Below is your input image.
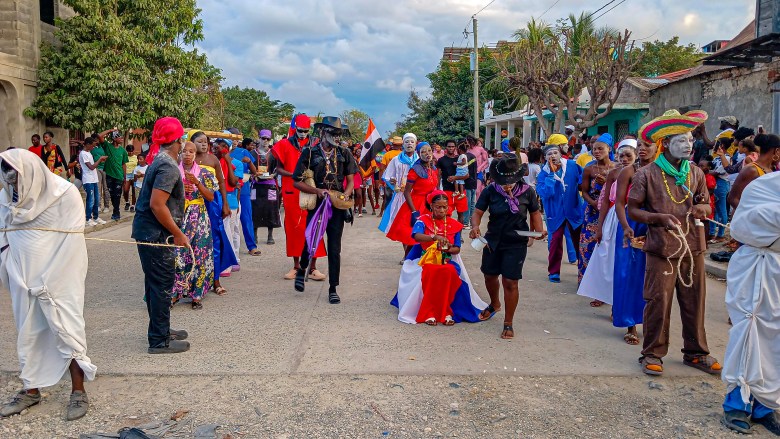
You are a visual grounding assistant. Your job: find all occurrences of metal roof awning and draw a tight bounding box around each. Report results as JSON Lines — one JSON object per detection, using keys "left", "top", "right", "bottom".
{"left": 702, "top": 33, "right": 780, "bottom": 67}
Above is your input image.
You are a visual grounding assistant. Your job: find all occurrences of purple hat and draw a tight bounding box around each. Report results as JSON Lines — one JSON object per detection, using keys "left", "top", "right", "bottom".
{"left": 259, "top": 129, "right": 272, "bottom": 139}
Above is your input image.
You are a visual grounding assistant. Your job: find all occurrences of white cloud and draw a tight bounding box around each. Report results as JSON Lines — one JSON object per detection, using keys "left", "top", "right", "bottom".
{"left": 197, "top": 0, "right": 756, "bottom": 135}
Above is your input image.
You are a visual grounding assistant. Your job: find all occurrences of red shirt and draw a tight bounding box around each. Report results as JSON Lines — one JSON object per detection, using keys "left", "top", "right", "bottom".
{"left": 28, "top": 145, "right": 43, "bottom": 158}
{"left": 271, "top": 136, "right": 309, "bottom": 193}
{"left": 220, "top": 157, "right": 236, "bottom": 192}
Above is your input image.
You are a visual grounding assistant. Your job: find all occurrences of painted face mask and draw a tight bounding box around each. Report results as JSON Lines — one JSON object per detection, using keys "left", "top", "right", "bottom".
{"left": 667, "top": 133, "right": 693, "bottom": 160}
{"left": 403, "top": 139, "right": 416, "bottom": 153}
{"left": 296, "top": 128, "right": 309, "bottom": 140}
{"left": 321, "top": 129, "right": 341, "bottom": 148}
{"left": 0, "top": 161, "right": 19, "bottom": 199}
{"left": 545, "top": 148, "right": 562, "bottom": 166}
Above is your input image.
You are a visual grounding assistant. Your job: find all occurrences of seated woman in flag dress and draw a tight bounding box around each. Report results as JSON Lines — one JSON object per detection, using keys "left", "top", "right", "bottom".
{"left": 392, "top": 190, "right": 487, "bottom": 325}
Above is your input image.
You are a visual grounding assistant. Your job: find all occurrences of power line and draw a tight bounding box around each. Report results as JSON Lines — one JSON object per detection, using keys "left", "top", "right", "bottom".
{"left": 539, "top": 0, "right": 561, "bottom": 19}
{"left": 592, "top": 0, "right": 627, "bottom": 21}
{"left": 583, "top": 0, "right": 620, "bottom": 21}
{"left": 474, "top": 0, "right": 499, "bottom": 17}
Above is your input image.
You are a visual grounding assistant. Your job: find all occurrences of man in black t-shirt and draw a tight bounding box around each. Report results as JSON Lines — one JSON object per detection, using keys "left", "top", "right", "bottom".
{"left": 437, "top": 139, "right": 469, "bottom": 223}
{"left": 292, "top": 116, "right": 358, "bottom": 304}
{"left": 132, "top": 117, "right": 190, "bottom": 355}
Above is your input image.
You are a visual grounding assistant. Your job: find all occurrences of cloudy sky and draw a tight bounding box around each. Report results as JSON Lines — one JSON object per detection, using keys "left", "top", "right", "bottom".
{"left": 197, "top": 0, "right": 755, "bottom": 135}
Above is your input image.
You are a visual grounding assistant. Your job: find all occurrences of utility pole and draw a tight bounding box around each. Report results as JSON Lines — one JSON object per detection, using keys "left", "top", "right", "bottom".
{"left": 472, "top": 16, "right": 479, "bottom": 137}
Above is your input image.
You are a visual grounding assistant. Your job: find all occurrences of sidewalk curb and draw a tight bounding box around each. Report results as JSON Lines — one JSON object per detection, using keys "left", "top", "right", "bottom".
{"left": 704, "top": 259, "right": 728, "bottom": 280}
{"left": 85, "top": 213, "right": 134, "bottom": 234}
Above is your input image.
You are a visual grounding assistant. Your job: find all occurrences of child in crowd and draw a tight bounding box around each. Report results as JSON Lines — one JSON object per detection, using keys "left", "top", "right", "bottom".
{"left": 132, "top": 154, "right": 148, "bottom": 211}
{"left": 454, "top": 143, "right": 469, "bottom": 199}
{"left": 124, "top": 145, "right": 138, "bottom": 211}
{"left": 699, "top": 157, "right": 717, "bottom": 243}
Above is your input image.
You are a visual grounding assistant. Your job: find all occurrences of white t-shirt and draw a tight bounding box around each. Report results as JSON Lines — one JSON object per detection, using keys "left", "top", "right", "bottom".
{"left": 79, "top": 150, "right": 98, "bottom": 184}
{"left": 525, "top": 163, "right": 542, "bottom": 187}
{"left": 457, "top": 154, "right": 468, "bottom": 169}
{"left": 133, "top": 164, "right": 148, "bottom": 189}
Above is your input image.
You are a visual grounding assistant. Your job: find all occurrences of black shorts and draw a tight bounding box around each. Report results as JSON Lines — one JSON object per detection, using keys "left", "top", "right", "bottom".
{"left": 480, "top": 246, "right": 528, "bottom": 280}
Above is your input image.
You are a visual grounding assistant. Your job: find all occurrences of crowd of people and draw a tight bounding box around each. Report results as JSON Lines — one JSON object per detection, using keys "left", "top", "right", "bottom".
{"left": 1, "top": 109, "right": 779, "bottom": 433}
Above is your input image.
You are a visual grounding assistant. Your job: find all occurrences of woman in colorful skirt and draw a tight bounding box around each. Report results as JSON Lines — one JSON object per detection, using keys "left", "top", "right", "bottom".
{"left": 577, "top": 139, "right": 638, "bottom": 307}
{"left": 392, "top": 191, "right": 487, "bottom": 325}
{"left": 172, "top": 142, "right": 216, "bottom": 310}
{"left": 612, "top": 139, "right": 657, "bottom": 344}
{"left": 578, "top": 134, "right": 616, "bottom": 302}
{"left": 386, "top": 142, "right": 439, "bottom": 253}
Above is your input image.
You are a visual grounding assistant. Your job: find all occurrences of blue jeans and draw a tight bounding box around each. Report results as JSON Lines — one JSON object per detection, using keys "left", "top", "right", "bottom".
{"left": 84, "top": 182, "right": 99, "bottom": 220}
{"left": 710, "top": 179, "right": 730, "bottom": 238}
{"left": 465, "top": 189, "right": 476, "bottom": 225}
{"left": 723, "top": 387, "right": 774, "bottom": 419}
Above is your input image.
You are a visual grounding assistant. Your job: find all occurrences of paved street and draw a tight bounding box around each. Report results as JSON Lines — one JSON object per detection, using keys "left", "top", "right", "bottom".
{"left": 0, "top": 213, "right": 762, "bottom": 437}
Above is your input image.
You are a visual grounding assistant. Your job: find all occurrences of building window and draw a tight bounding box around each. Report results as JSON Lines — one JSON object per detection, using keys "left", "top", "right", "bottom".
{"left": 615, "top": 120, "right": 630, "bottom": 140}
{"left": 40, "top": 0, "right": 55, "bottom": 25}
{"left": 597, "top": 125, "right": 609, "bottom": 135}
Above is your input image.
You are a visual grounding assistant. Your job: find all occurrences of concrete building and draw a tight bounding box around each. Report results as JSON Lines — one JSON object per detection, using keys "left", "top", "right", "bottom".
{"left": 649, "top": 20, "right": 780, "bottom": 133}
{"left": 0, "top": 0, "right": 73, "bottom": 150}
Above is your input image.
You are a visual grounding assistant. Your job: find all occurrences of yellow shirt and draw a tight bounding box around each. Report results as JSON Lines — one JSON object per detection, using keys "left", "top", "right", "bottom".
{"left": 126, "top": 155, "right": 138, "bottom": 175}
{"left": 381, "top": 149, "right": 401, "bottom": 167}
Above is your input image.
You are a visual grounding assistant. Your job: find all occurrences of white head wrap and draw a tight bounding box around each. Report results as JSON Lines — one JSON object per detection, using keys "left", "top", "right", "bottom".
{"left": 402, "top": 133, "right": 417, "bottom": 143}
{"left": 617, "top": 139, "right": 638, "bottom": 150}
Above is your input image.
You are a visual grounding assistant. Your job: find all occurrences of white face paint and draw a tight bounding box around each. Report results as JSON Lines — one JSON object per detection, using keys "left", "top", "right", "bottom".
{"left": 403, "top": 138, "right": 416, "bottom": 153}
{"left": 321, "top": 129, "right": 341, "bottom": 148}
{"left": 0, "top": 162, "right": 19, "bottom": 198}
{"left": 666, "top": 132, "right": 693, "bottom": 160}
{"left": 545, "top": 148, "right": 562, "bottom": 166}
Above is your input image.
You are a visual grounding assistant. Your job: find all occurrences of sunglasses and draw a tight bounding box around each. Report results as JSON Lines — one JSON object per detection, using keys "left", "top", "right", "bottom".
{"left": 260, "top": 137, "right": 271, "bottom": 141}
{"left": 296, "top": 129, "right": 309, "bottom": 134}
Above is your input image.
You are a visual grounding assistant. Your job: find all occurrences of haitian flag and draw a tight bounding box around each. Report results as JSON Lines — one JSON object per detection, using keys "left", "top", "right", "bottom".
{"left": 359, "top": 119, "right": 385, "bottom": 169}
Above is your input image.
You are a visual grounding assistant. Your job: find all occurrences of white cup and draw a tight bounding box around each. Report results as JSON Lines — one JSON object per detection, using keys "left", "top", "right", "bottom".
{"left": 471, "top": 236, "right": 488, "bottom": 252}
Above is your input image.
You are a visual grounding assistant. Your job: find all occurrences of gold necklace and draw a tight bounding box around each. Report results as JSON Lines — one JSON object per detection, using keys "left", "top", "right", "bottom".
{"left": 662, "top": 172, "right": 691, "bottom": 204}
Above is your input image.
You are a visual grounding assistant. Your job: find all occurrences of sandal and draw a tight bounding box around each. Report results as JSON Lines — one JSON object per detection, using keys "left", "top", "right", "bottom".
{"left": 722, "top": 410, "right": 753, "bottom": 434}
{"left": 328, "top": 289, "right": 341, "bottom": 304}
{"left": 590, "top": 300, "right": 604, "bottom": 307}
{"left": 248, "top": 248, "right": 262, "bottom": 256}
{"left": 294, "top": 270, "right": 305, "bottom": 292}
{"left": 683, "top": 355, "right": 722, "bottom": 375}
{"left": 425, "top": 318, "right": 437, "bottom": 326}
{"left": 443, "top": 316, "right": 455, "bottom": 326}
{"left": 501, "top": 323, "right": 514, "bottom": 339}
{"left": 639, "top": 356, "right": 663, "bottom": 376}
{"left": 191, "top": 301, "right": 202, "bottom": 310}
{"left": 215, "top": 286, "right": 227, "bottom": 296}
{"left": 623, "top": 333, "right": 640, "bottom": 345}
{"left": 479, "top": 304, "right": 500, "bottom": 321}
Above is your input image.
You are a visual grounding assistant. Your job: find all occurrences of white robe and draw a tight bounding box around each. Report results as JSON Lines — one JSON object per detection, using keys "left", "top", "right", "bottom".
{"left": 577, "top": 207, "right": 618, "bottom": 305}
{"left": 379, "top": 155, "right": 414, "bottom": 234}
{"left": 0, "top": 149, "right": 97, "bottom": 389}
{"left": 722, "top": 171, "right": 780, "bottom": 410}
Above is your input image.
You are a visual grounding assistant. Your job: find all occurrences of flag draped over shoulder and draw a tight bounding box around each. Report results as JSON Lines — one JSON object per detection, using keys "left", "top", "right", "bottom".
{"left": 359, "top": 119, "right": 385, "bottom": 169}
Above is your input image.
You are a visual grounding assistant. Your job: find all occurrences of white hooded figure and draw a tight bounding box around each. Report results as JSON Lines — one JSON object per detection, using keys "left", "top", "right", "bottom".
{"left": 0, "top": 149, "right": 96, "bottom": 420}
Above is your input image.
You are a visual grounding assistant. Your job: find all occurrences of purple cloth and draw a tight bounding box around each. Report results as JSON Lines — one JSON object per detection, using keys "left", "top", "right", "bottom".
{"left": 492, "top": 182, "right": 529, "bottom": 214}
{"left": 305, "top": 197, "right": 332, "bottom": 263}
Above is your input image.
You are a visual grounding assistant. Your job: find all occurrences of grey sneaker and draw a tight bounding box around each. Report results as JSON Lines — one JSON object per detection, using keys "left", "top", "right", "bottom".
{"left": 169, "top": 329, "right": 188, "bottom": 341}
{"left": 66, "top": 391, "right": 88, "bottom": 421}
{"left": 148, "top": 339, "right": 190, "bottom": 354}
{"left": 0, "top": 391, "right": 41, "bottom": 417}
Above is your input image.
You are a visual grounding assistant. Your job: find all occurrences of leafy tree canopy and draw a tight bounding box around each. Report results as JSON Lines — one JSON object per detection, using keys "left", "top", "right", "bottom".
{"left": 631, "top": 37, "right": 701, "bottom": 77}
{"left": 339, "top": 109, "right": 370, "bottom": 144}
{"left": 25, "top": 0, "right": 215, "bottom": 133}
{"left": 222, "top": 86, "right": 294, "bottom": 138}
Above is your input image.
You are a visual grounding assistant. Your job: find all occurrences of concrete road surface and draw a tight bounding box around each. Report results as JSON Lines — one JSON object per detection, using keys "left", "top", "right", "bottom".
{"left": 0, "top": 213, "right": 765, "bottom": 438}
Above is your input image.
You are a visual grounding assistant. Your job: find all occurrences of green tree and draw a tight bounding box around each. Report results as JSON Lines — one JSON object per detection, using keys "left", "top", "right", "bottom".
{"left": 339, "top": 109, "right": 370, "bottom": 143}
{"left": 25, "top": 0, "right": 215, "bottom": 132}
{"left": 393, "top": 48, "right": 509, "bottom": 144}
{"left": 222, "top": 86, "right": 294, "bottom": 137}
{"left": 631, "top": 37, "right": 701, "bottom": 77}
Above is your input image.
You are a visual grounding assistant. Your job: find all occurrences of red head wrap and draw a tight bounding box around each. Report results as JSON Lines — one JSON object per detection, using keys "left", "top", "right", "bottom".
{"left": 146, "top": 117, "right": 184, "bottom": 164}
{"left": 295, "top": 114, "right": 311, "bottom": 129}
{"left": 426, "top": 189, "right": 448, "bottom": 206}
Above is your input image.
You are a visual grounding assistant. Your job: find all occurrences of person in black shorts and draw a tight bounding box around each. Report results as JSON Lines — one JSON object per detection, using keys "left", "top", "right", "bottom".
{"left": 469, "top": 156, "right": 546, "bottom": 339}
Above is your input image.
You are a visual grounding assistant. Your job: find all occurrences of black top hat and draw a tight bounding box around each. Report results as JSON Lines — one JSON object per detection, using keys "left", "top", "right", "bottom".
{"left": 313, "top": 116, "right": 345, "bottom": 134}
{"left": 490, "top": 155, "right": 523, "bottom": 185}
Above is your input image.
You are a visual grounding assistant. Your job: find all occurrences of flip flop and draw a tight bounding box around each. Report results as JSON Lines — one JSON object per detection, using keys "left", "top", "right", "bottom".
{"left": 639, "top": 356, "right": 663, "bottom": 376}
{"left": 479, "top": 304, "right": 500, "bottom": 321}
{"left": 683, "top": 355, "right": 722, "bottom": 375}
{"left": 501, "top": 324, "right": 514, "bottom": 339}
{"left": 623, "top": 333, "right": 640, "bottom": 345}
{"left": 722, "top": 411, "right": 753, "bottom": 434}
{"left": 248, "top": 248, "right": 262, "bottom": 256}
{"left": 590, "top": 300, "right": 604, "bottom": 307}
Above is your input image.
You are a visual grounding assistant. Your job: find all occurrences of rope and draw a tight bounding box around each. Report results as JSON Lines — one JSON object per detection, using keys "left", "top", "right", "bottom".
{"left": 662, "top": 215, "right": 695, "bottom": 288}
{"left": 705, "top": 218, "right": 730, "bottom": 229}
{"left": 0, "top": 227, "right": 196, "bottom": 283}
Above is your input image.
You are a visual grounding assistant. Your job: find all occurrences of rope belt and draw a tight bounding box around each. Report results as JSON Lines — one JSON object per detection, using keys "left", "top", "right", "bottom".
{"left": 0, "top": 227, "right": 196, "bottom": 282}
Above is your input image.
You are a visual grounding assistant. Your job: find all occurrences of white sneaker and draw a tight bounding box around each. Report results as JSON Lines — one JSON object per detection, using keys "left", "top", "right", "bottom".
{"left": 85, "top": 219, "right": 96, "bottom": 227}
{"left": 95, "top": 218, "right": 107, "bottom": 225}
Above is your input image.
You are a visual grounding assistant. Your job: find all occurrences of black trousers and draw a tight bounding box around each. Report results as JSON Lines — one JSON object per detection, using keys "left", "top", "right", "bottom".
{"left": 107, "top": 175, "right": 123, "bottom": 218}
{"left": 300, "top": 207, "right": 346, "bottom": 288}
{"left": 137, "top": 238, "right": 176, "bottom": 348}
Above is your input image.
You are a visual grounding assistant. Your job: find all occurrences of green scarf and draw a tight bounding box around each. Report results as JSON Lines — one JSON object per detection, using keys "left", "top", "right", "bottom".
{"left": 655, "top": 153, "right": 690, "bottom": 186}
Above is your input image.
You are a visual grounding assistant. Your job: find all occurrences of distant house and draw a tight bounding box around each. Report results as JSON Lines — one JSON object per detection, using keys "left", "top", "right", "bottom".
{"left": 481, "top": 78, "right": 653, "bottom": 149}
{"left": 649, "top": 20, "right": 780, "bottom": 133}
{"left": 0, "top": 1, "right": 74, "bottom": 150}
